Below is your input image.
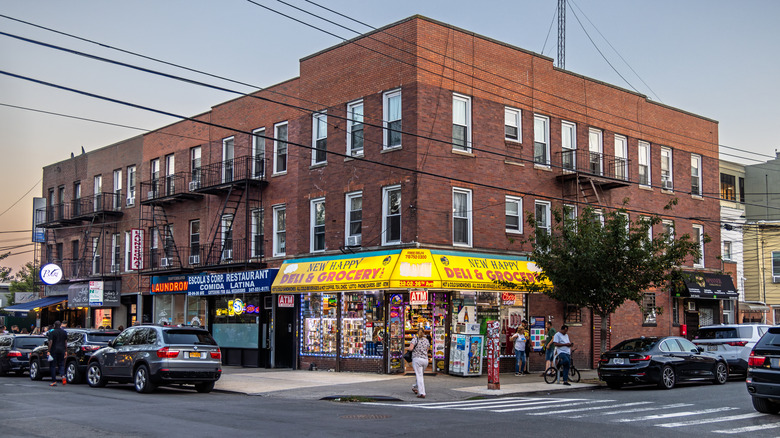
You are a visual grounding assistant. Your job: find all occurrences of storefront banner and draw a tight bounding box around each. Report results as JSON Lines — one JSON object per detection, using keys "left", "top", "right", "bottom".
{"left": 89, "top": 281, "right": 104, "bottom": 306}
{"left": 388, "top": 249, "right": 438, "bottom": 288}
{"left": 130, "top": 229, "right": 144, "bottom": 270}
{"left": 151, "top": 269, "right": 278, "bottom": 296}
{"left": 431, "top": 250, "right": 549, "bottom": 291}
{"left": 67, "top": 282, "right": 120, "bottom": 308}
{"left": 272, "top": 251, "right": 399, "bottom": 293}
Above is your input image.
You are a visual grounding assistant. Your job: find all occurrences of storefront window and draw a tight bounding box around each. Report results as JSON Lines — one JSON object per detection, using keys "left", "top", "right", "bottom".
{"left": 212, "top": 295, "right": 260, "bottom": 349}
{"left": 499, "top": 292, "right": 525, "bottom": 357}
{"left": 301, "top": 294, "right": 337, "bottom": 355}
{"left": 94, "top": 308, "right": 113, "bottom": 329}
{"left": 341, "top": 291, "right": 384, "bottom": 357}
{"left": 187, "top": 296, "right": 207, "bottom": 327}
{"left": 154, "top": 294, "right": 173, "bottom": 325}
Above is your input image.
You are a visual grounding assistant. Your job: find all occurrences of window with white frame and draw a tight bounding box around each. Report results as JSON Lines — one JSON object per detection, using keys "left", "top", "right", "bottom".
{"left": 640, "top": 215, "right": 652, "bottom": 242}
{"left": 453, "top": 188, "right": 472, "bottom": 246}
{"left": 251, "top": 129, "right": 265, "bottom": 179}
{"left": 383, "top": 89, "right": 402, "bottom": 149}
{"left": 561, "top": 121, "right": 576, "bottom": 170}
{"left": 661, "top": 147, "right": 673, "bottom": 190}
{"left": 251, "top": 209, "right": 264, "bottom": 258}
{"left": 642, "top": 293, "right": 657, "bottom": 324}
{"left": 273, "top": 205, "right": 286, "bottom": 256}
{"left": 533, "top": 115, "right": 550, "bottom": 165}
{"left": 614, "top": 134, "right": 628, "bottom": 180}
{"left": 452, "top": 94, "right": 472, "bottom": 152}
{"left": 345, "top": 192, "right": 362, "bottom": 246}
{"left": 112, "top": 169, "right": 122, "bottom": 210}
{"left": 504, "top": 107, "right": 521, "bottom": 142}
{"left": 723, "top": 241, "right": 732, "bottom": 261}
{"left": 662, "top": 220, "right": 675, "bottom": 243}
{"left": 347, "top": 100, "right": 364, "bottom": 156}
{"left": 693, "top": 224, "right": 704, "bottom": 267}
{"left": 93, "top": 175, "right": 102, "bottom": 212}
{"left": 312, "top": 112, "right": 327, "bottom": 165}
{"left": 382, "top": 185, "right": 401, "bottom": 245}
{"left": 92, "top": 236, "right": 101, "bottom": 275}
{"left": 111, "top": 233, "right": 120, "bottom": 273}
{"left": 638, "top": 141, "right": 651, "bottom": 186}
{"left": 311, "top": 198, "right": 325, "bottom": 252}
{"left": 190, "top": 220, "right": 200, "bottom": 262}
{"left": 563, "top": 204, "right": 577, "bottom": 228}
{"left": 274, "top": 122, "right": 288, "bottom": 174}
{"left": 772, "top": 251, "right": 780, "bottom": 282}
{"left": 691, "top": 154, "right": 702, "bottom": 196}
{"left": 591, "top": 209, "right": 605, "bottom": 226}
{"left": 505, "top": 196, "right": 522, "bottom": 233}
{"left": 535, "top": 201, "right": 551, "bottom": 235}
{"left": 222, "top": 137, "right": 234, "bottom": 183}
{"left": 221, "top": 215, "right": 233, "bottom": 260}
{"left": 165, "top": 153, "right": 175, "bottom": 195}
{"left": 588, "top": 128, "right": 603, "bottom": 176}
{"left": 190, "top": 146, "right": 201, "bottom": 188}
{"left": 124, "top": 231, "right": 131, "bottom": 271}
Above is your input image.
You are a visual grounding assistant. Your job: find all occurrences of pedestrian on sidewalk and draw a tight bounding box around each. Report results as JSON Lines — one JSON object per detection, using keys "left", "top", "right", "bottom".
{"left": 510, "top": 324, "right": 527, "bottom": 376}
{"left": 47, "top": 320, "right": 68, "bottom": 387}
{"left": 541, "top": 320, "right": 557, "bottom": 376}
{"left": 408, "top": 327, "right": 430, "bottom": 399}
{"left": 553, "top": 324, "right": 573, "bottom": 386}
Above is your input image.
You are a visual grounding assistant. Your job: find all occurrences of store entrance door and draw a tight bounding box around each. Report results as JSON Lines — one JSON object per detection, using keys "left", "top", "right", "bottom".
{"left": 274, "top": 304, "right": 295, "bottom": 368}
{"left": 259, "top": 295, "right": 272, "bottom": 368}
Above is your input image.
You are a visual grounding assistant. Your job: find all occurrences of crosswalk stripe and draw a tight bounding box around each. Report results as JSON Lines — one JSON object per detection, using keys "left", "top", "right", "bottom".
{"left": 614, "top": 407, "right": 740, "bottom": 422}
{"left": 595, "top": 403, "right": 694, "bottom": 417}
{"left": 533, "top": 402, "right": 653, "bottom": 417}
{"left": 452, "top": 399, "right": 562, "bottom": 411}
{"left": 404, "top": 396, "right": 529, "bottom": 408}
{"left": 659, "top": 412, "right": 766, "bottom": 428}
{"left": 493, "top": 399, "right": 612, "bottom": 413}
{"left": 363, "top": 397, "right": 585, "bottom": 410}
{"left": 712, "top": 422, "right": 780, "bottom": 434}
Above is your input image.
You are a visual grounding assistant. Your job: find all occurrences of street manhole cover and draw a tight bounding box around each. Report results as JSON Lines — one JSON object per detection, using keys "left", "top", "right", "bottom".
{"left": 340, "top": 414, "right": 391, "bottom": 420}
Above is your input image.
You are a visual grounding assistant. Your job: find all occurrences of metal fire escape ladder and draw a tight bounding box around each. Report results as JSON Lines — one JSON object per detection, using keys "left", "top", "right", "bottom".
{"left": 204, "top": 184, "right": 245, "bottom": 265}
{"left": 577, "top": 174, "right": 602, "bottom": 205}
{"left": 78, "top": 215, "right": 99, "bottom": 278}
{"left": 151, "top": 204, "right": 182, "bottom": 267}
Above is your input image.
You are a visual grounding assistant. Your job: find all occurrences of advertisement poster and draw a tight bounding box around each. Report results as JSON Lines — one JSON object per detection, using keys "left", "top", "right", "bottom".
{"left": 487, "top": 320, "right": 500, "bottom": 389}
{"left": 468, "top": 335, "right": 483, "bottom": 375}
{"left": 388, "top": 299, "right": 404, "bottom": 373}
{"left": 530, "top": 316, "right": 546, "bottom": 352}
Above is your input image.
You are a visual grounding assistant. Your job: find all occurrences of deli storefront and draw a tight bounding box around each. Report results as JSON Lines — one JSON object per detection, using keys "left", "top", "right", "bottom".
{"left": 271, "top": 249, "right": 549, "bottom": 375}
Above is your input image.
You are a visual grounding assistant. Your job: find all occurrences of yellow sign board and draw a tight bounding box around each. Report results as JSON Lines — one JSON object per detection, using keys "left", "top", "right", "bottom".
{"left": 272, "top": 251, "right": 398, "bottom": 293}
{"left": 430, "top": 250, "right": 549, "bottom": 291}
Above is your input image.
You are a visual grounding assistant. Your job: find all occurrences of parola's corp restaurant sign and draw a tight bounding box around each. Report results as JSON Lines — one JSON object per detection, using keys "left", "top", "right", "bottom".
{"left": 151, "top": 268, "right": 278, "bottom": 296}
{"left": 271, "top": 249, "right": 549, "bottom": 293}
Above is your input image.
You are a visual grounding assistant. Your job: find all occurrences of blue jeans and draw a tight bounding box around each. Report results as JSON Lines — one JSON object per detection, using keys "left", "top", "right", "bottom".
{"left": 515, "top": 349, "right": 526, "bottom": 374}
{"left": 50, "top": 351, "right": 65, "bottom": 380}
{"left": 559, "top": 352, "right": 571, "bottom": 383}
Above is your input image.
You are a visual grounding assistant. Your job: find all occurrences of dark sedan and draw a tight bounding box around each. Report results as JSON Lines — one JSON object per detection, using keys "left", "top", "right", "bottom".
{"left": 0, "top": 335, "right": 48, "bottom": 376}
{"left": 598, "top": 336, "right": 729, "bottom": 389}
{"left": 29, "top": 329, "right": 120, "bottom": 383}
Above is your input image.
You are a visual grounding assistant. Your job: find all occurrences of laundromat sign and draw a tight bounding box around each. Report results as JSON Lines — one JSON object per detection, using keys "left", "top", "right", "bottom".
{"left": 151, "top": 269, "right": 278, "bottom": 296}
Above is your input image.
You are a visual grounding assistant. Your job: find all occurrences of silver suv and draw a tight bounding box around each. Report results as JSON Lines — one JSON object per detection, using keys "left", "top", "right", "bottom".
{"left": 693, "top": 324, "right": 770, "bottom": 374}
{"left": 86, "top": 325, "right": 222, "bottom": 393}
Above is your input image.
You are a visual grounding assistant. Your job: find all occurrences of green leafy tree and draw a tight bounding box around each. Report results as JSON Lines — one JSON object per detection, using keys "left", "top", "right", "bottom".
{"left": 0, "top": 252, "right": 12, "bottom": 283}
{"left": 10, "top": 261, "right": 38, "bottom": 293}
{"left": 517, "top": 200, "right": 704, "bottom": 354}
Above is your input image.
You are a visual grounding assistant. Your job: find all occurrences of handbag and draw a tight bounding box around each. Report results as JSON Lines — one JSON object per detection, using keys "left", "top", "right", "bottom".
{"left": 403, "top": 350, "right": 413, "bottom": 363}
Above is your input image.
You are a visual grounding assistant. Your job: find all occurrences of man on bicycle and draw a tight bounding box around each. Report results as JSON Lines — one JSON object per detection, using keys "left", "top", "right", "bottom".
{"left": 553, "top": 324, "right": 574, "bottom": 386}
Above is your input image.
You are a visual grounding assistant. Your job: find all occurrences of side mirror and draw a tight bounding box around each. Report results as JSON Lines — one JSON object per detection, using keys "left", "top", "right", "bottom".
{"left": 108, "top": 339, "right": 116, "bottom": 348}
{"left": 696, "top": 347, "right": 703, "bottom": 353}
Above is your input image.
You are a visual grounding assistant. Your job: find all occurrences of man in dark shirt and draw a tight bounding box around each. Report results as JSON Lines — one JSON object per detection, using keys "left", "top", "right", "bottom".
{"left": 47, "top": 320, "right": 68, "bottom": 386}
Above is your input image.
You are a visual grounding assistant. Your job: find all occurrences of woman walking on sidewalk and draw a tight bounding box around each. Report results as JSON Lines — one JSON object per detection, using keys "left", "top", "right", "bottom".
{"left": 408, "top": 327, "right": 430, "bottom": 398}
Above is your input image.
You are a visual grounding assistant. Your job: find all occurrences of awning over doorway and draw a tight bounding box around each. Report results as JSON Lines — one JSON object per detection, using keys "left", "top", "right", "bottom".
{"left": 740, "top": 302, "right": 770, "bottom": 312}
{"left": 2, "top": 295, "right": 67, "bottom": 313}
{"left": 271, "top": 248, "right": 550, "bottom": 293}
{"left": 675, "top": 271, "right": 738, "bottom": 299}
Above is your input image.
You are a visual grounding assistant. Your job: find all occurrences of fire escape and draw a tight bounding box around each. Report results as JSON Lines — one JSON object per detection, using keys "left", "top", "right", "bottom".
{"left": 555, "top": 149, "right": 632, "bottom": 206}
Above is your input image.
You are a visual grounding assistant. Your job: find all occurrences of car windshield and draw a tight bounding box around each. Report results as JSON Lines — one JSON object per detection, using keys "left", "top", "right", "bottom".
{"left": 162, "top": 329, "right": 217, "bottom": 346}
{"left": 611, "top": 338, "right": 658, "bottom": 352}
{"left": 695, "top": 327, "right": 751, "bottom": 339}
{"left": 14, "top": 337, "right": 47, "bottom": 349}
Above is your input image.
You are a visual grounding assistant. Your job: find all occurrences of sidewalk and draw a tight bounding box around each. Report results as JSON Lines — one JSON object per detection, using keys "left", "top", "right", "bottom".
{"left": 215, "top": 367, "right": 604, "bottom": 402}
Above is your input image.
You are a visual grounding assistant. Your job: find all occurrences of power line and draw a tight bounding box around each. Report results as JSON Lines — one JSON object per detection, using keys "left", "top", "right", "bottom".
{"left": 0, "top": 179, "right": 41, "bottom": 219}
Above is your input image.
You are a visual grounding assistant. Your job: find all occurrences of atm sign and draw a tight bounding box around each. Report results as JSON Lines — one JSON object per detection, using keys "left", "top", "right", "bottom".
{"left": 409, "top": 289, "right": 428, "bottom": 306}
{"left": 278, "top": 294, "right": 295, "bottom": 308}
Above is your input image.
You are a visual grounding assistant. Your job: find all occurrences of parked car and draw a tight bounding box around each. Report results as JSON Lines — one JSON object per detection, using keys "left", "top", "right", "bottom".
{"left": 692, "top": 323, "right": 769, "bottom": 374}
{"left": 598, "top": 336, "right": 729, "bottom": 389}
{"left": 746, "top": 326, "right": 780, "bottom": 413}
{"left": 29, "top": 329, "right": 120, "bottom": 383}
{"left": 0, "top": 335, "right": 48, "bottom": 376}
{"left": 86, "top": 325, "right": 222, "bottom": 393}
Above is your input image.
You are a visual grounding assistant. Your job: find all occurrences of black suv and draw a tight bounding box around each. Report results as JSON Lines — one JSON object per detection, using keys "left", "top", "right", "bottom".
{"left": 0, "top": 335, "right": 48, "bottom": 376}
{"left": 29, "top": 329, "right": 120, "bottom": 383}
{"left": 746, "top": 326, "right": 780, "bottom": 413}
{"left": 86, "top": 325, "right": 221, "bottom": 393}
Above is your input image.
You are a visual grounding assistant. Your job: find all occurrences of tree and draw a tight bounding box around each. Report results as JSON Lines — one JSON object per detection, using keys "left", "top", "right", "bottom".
{"left": 10, "top": 261, "right": 38, "bottom": 293}
{"left": 0, "top": 252, "right": 12, "bottom": 283}
{"left": 517, "top": 200, "right": 704, "bottom": 354}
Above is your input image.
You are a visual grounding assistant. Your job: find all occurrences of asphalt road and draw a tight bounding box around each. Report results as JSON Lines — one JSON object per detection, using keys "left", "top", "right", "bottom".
{"left": 0, "top": 374, "right": 775, "bottom": 437}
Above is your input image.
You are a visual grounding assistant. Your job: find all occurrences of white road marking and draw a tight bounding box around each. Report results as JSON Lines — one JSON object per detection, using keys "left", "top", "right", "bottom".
{"left": 529, "top": 401, "right": 653, "bottom": 416}
{"left": 712, "top": 422, "right": 780, "bottom": 434}
{"left": 614, "top": 407, "right": 740, "bottom": 422}
{"left": 493, "top": 399, "right": 613, "bottom": 413}
{"left": 658, "top": 412, "right": 766, "bottom": 428}
{"left": 594, "top": 403, "right": 694, "bottom": 417}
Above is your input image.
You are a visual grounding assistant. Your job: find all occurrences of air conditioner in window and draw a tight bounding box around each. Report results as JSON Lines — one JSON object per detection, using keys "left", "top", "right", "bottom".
{"left": 686, "top": 301, "right": 696, "bottom": 312}
{"left": 347, "top": 235, "right": 362, "bottom": 246}
{"left": 110, "top": 264, "right": 120, "bottom": 274}
{"left": 126, "top": 196, "right": 135, "bottom": 207}
{"left": 160, "top": 257, "right": 171, "bottom": 268}
{"left": 189, "top": 255, "right": 200, "bottom": 265}
{"left": 189, "top": 181, "right": 200, "bottom": 191}
{"left": 662, "top": 179, "right": 673, "bottom": 190}
{"left": 147, "top": 190, "right": 156, "bottom": 200}
{"left": 222, "top": 249, "right": 233, "bottom": 261}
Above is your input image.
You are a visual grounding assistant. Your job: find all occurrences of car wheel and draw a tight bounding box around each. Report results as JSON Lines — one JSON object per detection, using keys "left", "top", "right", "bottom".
{"left": 195, "top": 381, "right": 215, "bottom": 393}
{"left": 605, "top": 380, "right": 622, "bottom": 390}
{"left": 29, "top": 359, "right": 42, "bottom": 381}
{"left": 86, "top": 362, "right": 107, "bottom": 388}
{"left": 712, "top": 362, "right": 728, "bottom": 385}
{"left": 134, "top": 364, "right": 156, "bottom": 393}
{"left": 66, "top": 361, "right": 81, "bottom": 384}
{"left": 752, "top": 396, "right": 780, "bottom": 414}
{"left": 658, "top": 365, "right": 676, "bottom": 389}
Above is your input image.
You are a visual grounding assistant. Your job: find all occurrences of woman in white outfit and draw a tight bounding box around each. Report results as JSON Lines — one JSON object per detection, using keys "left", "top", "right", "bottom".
{"left": 407, "top": 327, "right": 430, "bottom": 399}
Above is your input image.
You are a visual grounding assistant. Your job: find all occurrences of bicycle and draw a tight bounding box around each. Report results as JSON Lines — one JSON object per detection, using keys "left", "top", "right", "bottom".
{"left": 544, "top": 348, "right": 581, "bottom": 384}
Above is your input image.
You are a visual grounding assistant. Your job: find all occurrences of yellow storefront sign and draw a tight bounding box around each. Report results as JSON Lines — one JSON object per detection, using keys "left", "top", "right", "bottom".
{"left": 272, "top": 251, "right": 398, "bottom": 293}
{"left": 430, "top": 250, "right": 550, "bottom": 291}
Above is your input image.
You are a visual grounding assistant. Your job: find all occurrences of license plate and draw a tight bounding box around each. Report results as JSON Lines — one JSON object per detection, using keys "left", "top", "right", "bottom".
{"left": 771, "top": 358, "right": 780, "bottom": 369}
{"left": 707, "top": 345, "right": 718, "bottom": 351}
{"left": 189, "top": 352, "right": 201, "bottom": 359}
{"left": 611, "top": 358, "right": 624, "bottom": 365}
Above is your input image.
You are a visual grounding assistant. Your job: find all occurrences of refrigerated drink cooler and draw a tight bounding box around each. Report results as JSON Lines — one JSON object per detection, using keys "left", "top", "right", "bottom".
{"left": 449, "top": 333, "right": 484, "bottom": 376}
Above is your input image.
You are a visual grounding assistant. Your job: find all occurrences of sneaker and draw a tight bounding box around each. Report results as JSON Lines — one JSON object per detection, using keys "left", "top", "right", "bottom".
{"left": 50, "top": 382, "right": 57, "bottom": 387}
{"left": 62, "top": 377, "right": 67, "bottom": 385}
{"left": 563, "top": 382, "right": 571, "bottom": 386}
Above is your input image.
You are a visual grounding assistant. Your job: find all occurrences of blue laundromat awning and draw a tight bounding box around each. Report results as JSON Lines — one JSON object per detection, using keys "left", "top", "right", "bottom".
{"left": 2, "top": 295, "right": 67, "bottom": 313}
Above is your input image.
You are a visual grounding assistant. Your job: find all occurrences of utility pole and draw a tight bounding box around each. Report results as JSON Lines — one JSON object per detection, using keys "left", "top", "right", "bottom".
{"left": 557, "top": 0, "right": 566, "bottom": 69}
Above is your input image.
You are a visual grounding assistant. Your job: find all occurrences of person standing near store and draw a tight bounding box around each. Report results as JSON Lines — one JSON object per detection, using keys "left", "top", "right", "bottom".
{"left": 553, "top": 324, "right": 573, "bottom": 386}
{"left": 510, "top": 325, "right": 527, "bottom": 376}
{"left": 541, "top": 320, "right": 557, "bottom": 376}
{"left": 47, "top": 320, "right": 68, "bottom": 387}
{"left": 407, "top": 327, "right": 430, "bottom": 399}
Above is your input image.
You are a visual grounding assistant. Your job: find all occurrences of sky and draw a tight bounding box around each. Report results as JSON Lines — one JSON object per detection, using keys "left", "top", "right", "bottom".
{"left": 1, "top": 0, "right": 778, "bottom": 272}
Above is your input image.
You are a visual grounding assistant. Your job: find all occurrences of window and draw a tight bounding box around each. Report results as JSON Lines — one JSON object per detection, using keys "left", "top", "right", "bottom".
{"left": 74, "top": 181, "right": 81, "bottom": 202}
{"left": 723, "top": 300, "right": 734, "bottom": 324}
{"left": 345, "top": 192, "right": 362, "bottom": 246}
{"left": 565, "top": 304, "right": 582, "bottom": 324}
{"left": 251, "top": 209, "right": 264, "bottom": 258}
{"left": 93, "top": 175, "right": 102, "bottom": 211}
{"left": 273, "top": 205, "right": 286, "bottom": 257}
{"left": 111, "top": 233, "right": 120, "bottom": 272}
{"left": 56, "top": 242, "right": 63, "bottom": 264}
{"left": 739, "top": 177, "right": 745, "bottom": 203}
{"left": 190, "top": 146, "right": 201, "bottom": 188}
{"left": 149, "top": 226, "right": 159, "bottom": 268}
{"left": 150, "top": 158, "right": 160, "bottom": 198}
{"left": 720, "top": 173, "right": 736, "bottom": 201}
{"left": 662, "top": 220, "right": 675, "bottom": 242}
{"left": 91, "top": 236, "right": 101, "bottom": 275}
{"left": 588, "top": 128, "right": 603, "bottom": 176}
{"left": 222, "top": 137, "right": 234, "bottom": 183}
{"left": 165, "top": 153, "right": 175, "bottom": 195}
{"left": 251, "top": 129, "right": 264, "bottom": 179}
{"left": 691, "top": 154, "right": 702, "bottom": 196}
{"left": 221, "top": 215, "right": 233, "bottom": 260}
{"left": 347, "top": 100, "right": 364, "bottom": 156}
{"left": 591, "top": 209, "right": 605, "bottom": 227}
{"left": 533, "top": 115, "right": 550, "bottom": 165}
{"left": 661, "top": 147, "right": 673, "bottom": 190}
{"left": 505, "top": 196, "right": 522, "bottom": 233}
{"left": 453, "top": 188, "right": 472, "bottom": 246}
{"left": 563, "top": 204, "right": 577, "bottom": 228}
{"left": 773, "top": 251, "right": 780, "bottom": 282}
{"left": 672, "top": 298, "right": 679, "bottom": 325}
{"left": 452, "top": 94, "right": 472, "bottom": 152}
{"left": 535, "top": 201, "right": 551, "bottom": 235}
{"left": 162, "top": 224, "right": 174, "bottom": 260}
{"left": 123, "top": 232, "right": 130, "bottom": 271}
{"left": 693, "top": 224, "right": 704, "bottom": 267}
{"left": 190, "top": 220, "right": 200, "bottom": 262}
{"left": 642, "top": 293, "right": 657, "bottom": 324}
{"left": 561, "top": 121, "right": 576, "bottom": 170}
{"left": 312, "top": 112, "right": 327, "bottom": 164}
{"left": 640, "top": 215, "right": 652, "bottom": 242}
{"left": 383, "top": 89, "right": 402, "bottom": 149}
{"left": 638, "top": 141, "right": 651, "bottom": 186}
{"left": 112, "top": 169, "right": 122, "bottom": 210}
{"left": 504, "top": 107, "right": 521, "bottom": 142}
{"left": 274, "top": 122, "right": 288, "bottom": 174}
{"left": 614, "top": 134, "right": 628, "bottom": 180}
{"left": 311, "top": 198, "right": 326, "bottom": 252}
{"left": 382, "top": 185, "right": 401, "bottom": 245}
{"left": 723, "top": 241, "right": 732, "bottom": 261}
{"left": 126, "top": 165, "right": 136, "bottom": 204}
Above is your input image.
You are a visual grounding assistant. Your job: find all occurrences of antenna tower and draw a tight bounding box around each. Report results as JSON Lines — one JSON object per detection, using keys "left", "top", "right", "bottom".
{"left": 557, "top": 0, "right": 566, "bottom": 69}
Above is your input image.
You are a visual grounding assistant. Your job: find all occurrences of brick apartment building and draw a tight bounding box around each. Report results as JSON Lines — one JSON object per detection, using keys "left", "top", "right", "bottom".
{"left": 34, "top": 16, "right": 728, "bottom": 372}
